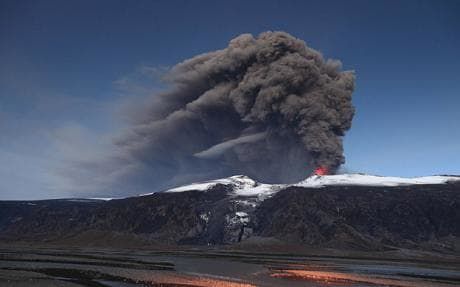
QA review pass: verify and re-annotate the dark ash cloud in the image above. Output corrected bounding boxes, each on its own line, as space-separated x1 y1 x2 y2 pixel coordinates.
74 31 355 196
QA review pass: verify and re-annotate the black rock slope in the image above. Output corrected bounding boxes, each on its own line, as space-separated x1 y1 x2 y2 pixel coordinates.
1 180 459 252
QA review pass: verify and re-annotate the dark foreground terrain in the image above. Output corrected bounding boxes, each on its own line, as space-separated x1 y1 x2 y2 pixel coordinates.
1 178 459 286
1 180 459 252
0 245 459 287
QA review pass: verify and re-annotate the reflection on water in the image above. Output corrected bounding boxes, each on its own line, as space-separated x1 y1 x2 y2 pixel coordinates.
144 275 256 287
97 280 143 287
100 276 256 287
270 269 458 287
0 248 459 287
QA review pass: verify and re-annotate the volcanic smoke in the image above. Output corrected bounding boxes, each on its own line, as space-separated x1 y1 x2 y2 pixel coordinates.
115 31 355 190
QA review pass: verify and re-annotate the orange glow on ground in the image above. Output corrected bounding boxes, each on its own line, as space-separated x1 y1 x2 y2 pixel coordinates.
270 269 447 287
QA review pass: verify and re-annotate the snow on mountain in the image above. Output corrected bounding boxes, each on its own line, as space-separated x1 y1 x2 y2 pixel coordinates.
167 175 281 198
165 173 460 197
296 174 460 188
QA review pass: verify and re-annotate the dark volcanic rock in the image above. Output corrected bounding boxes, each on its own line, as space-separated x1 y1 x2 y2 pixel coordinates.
254 183 460 251
1 181 459 252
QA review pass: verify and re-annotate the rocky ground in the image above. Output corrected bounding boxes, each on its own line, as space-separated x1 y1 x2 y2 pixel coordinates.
1 177 459 286
0 245 459 287
1 179 459 252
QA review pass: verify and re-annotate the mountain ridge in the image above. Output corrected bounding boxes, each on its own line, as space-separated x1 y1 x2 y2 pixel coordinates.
1 174 459 253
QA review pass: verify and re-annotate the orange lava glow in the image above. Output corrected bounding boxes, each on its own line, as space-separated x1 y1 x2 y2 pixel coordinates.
270 269 443 287
314 166 329 176
271 270 357 285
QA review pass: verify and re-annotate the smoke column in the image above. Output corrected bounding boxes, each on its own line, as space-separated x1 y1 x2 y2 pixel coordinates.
115 31 355 191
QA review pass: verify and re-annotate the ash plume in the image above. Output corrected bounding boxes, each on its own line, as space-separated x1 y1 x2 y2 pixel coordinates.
108 31 355 193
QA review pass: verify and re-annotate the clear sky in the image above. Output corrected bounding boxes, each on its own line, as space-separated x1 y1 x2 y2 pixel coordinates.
1 0 459 199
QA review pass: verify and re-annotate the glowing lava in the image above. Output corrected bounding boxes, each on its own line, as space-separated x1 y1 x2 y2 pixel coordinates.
270 269 430 287
314 166 329 176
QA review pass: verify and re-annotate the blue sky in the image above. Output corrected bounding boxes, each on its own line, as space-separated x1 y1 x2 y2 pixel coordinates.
1 0 459 199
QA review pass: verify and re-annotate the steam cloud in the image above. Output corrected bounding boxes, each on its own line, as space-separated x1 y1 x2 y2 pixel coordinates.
109 31 354 193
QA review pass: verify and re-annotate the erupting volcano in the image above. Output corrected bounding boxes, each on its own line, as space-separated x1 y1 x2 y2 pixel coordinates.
108 31 355 191
314 166 329 176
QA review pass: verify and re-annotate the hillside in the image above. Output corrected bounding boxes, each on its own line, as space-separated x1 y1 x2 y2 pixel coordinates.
1 174 459 252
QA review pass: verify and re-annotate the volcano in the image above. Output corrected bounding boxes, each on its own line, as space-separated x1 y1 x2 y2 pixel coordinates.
313 166 329 176
1 174 459 252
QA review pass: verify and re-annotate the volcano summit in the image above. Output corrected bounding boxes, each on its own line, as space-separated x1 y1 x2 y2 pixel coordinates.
81 31 356 197
1 173 459 252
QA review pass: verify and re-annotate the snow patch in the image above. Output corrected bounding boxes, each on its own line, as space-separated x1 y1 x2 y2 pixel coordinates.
296 174 460 188
227 211 250 225
164 173 460 199
199 212 210 223
166 175 281 198
235 211 248 217
234 199 258 208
